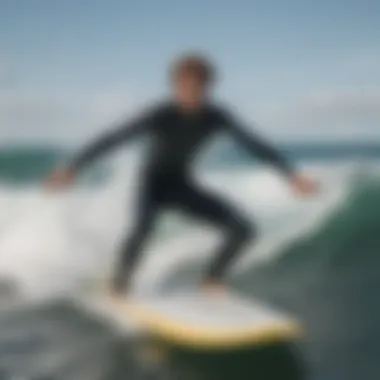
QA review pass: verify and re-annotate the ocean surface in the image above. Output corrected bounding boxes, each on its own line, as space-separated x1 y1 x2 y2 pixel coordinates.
0 141 380 380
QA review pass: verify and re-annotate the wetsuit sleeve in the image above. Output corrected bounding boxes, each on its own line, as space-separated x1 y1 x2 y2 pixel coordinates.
68 109 155 171
219 108 295 177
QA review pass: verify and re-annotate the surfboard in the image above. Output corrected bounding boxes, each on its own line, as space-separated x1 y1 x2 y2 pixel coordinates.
83 288 302 350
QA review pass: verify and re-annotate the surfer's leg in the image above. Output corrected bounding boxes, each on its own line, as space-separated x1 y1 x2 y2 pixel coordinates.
173 183 255 283
113 189 160 293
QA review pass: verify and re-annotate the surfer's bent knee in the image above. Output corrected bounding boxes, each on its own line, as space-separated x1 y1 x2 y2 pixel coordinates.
231 216 255 242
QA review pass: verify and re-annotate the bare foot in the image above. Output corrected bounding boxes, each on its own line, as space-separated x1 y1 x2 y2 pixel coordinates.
110 272 130 296
109 288 125 301
201 279 228 298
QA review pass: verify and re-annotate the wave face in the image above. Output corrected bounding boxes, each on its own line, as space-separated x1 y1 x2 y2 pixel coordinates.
0 143 379 379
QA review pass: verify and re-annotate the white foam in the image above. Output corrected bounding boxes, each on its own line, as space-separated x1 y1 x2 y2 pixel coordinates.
0 161 354 304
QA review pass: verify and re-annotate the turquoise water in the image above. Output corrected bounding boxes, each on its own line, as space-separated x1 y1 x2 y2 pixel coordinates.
0 141 379 183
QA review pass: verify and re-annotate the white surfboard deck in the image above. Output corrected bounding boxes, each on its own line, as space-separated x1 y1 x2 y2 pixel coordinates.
80 288 302 349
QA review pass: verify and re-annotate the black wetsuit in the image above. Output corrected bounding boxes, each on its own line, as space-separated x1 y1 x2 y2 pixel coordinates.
70 101 294 288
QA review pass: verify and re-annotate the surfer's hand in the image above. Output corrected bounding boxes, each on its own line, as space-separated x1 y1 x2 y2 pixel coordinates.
291 174 319 196
45 167 76 192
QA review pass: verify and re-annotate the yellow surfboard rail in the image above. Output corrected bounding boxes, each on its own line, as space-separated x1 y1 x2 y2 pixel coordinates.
106 294 303 350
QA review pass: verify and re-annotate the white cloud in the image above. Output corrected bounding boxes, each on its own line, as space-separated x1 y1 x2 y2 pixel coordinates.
1 84 380 145
259 88 380 141
0 88 141 145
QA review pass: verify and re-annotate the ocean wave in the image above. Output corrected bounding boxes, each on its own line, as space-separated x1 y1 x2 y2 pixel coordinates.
0 160 368 305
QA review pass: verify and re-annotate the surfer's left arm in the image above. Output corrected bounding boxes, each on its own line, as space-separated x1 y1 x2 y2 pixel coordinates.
219 108 318 195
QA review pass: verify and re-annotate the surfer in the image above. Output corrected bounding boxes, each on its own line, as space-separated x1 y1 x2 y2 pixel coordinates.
46 53 318 296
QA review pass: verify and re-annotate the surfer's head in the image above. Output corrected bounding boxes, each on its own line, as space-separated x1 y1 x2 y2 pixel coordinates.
170 52 216 110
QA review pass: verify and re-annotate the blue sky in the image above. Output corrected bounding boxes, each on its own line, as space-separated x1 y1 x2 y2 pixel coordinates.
1 0 379 144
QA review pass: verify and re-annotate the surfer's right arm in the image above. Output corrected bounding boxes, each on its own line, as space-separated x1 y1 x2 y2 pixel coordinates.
46 108 157 190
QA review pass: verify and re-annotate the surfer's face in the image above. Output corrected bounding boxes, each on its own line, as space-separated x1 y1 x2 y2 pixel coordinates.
173 73 208 111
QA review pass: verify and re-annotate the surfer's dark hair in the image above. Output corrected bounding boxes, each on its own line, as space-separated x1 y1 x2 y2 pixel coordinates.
171 52 216 85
